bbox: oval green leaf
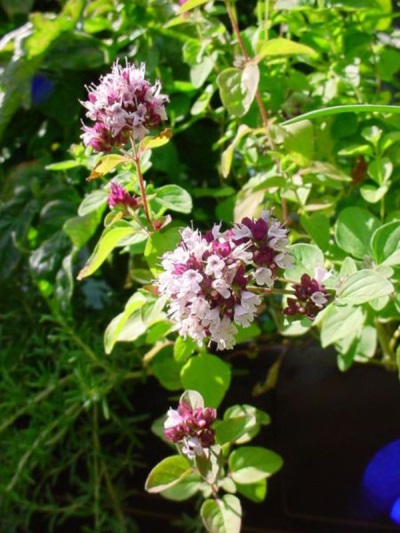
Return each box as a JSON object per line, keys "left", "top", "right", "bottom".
{"left": 228, "top": 446, "right": 283, "bottom": 484}
{"left": 181, "top": 354, "right": 231, "bottom": 408}
{"left": 145, "top": 455, "right": 192, "bottom": 493}
{"left": 338, "top": 270, "right": 394, "bottom": 304}
{"left": 201, "top": 495, "right": 242, "bottom": 533}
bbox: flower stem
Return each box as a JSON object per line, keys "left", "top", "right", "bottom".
{"left": 130, "top": 139, "right": 152, "bottom": 226}
{"left": 225, "top": 1, "right": 271, "bottom": 139}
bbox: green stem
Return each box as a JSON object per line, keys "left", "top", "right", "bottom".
{"left": 224, "top": 1, "right": 271, "bottom": 138}
{"left": 375, "top": 320, "right": 397, "bottom": 370}
{"left": 93, "top": 402, "right": 101, "bottom": 531}
{"left": 131, "top": 139, "right": 152, "bottom": 226}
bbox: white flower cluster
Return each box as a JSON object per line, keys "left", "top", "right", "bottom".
{"left": 157, "top": 211, "right": 291, "bottom": 350}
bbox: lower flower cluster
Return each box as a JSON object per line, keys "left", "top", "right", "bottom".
{"left": 284, "top": 267, "right": 330, "bottom": 320}
{"left": 157, "top": 211, "right": 292, "bottom": 350}
{"left": 164, "top": 401, "right": 216, "bottom": 459}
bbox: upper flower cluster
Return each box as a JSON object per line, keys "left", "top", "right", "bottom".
{"left": 284, "top": 266, "right": 330, "bottom": 320}
{"left": 164, "top": 401, "right": 216, "bottom": 459}
{"left": 81, "top": 60, "right": 168, "bottom": 152}
{"left": 157, "top": 211, "right": 291, "bottom": 350}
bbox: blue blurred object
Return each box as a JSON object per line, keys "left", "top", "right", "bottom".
{"left": 31, "top": 73, "right": 54, "bottom": 105}
{"left": 362, "top": 439, "right": 400, "bottom": 524}
{"left": 390, "top": 496, "right": 400, "bottom": 526}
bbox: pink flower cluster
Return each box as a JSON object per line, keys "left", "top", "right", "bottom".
{"left": 284, "top": 267, "right": 330, "bottom": 320}
{"left": 108, "top": 182, "right": 140, "bottom": 211}
{"left": 81, "top": 60, "right": 168, "bottom": 152}
{"left": 157, "top": 211, "right": 292, "bottom": 350}
{"left": 164, "top": 401, "right": 216, "bottom": 459}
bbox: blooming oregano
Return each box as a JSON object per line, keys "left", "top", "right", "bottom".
{"left": 157, "top": 211, "right": 291, "bottom": 350}
{"left": 284, "top": 266, "right": 330, "bottom": 320}
{"left": 164, "top": 399, "right": 217, "bottom": 459}
{"left": 80, "top": 60, "right": 168, "bottom": 152}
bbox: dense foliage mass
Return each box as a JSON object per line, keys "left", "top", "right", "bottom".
{"left": 1, "top": 0, "right": 399, "bottom": 531}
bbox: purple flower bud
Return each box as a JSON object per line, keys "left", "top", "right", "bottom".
{"left": 284, "top": 268, "right": 330, "bottom": 320}
{"left": 163, "top": 399, "right": 216, "bottom": 458}
{"left": 108, "top": 183, "right": 140, "bottom": 211}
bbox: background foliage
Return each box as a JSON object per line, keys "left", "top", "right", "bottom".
{"left": 1, "top": 0, "right": 399, "bottom": 531}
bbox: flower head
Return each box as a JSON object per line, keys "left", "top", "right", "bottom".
{"left": 157, "top": 211, "right": 291, "bottom": 350}
{"left": 81, "top": 60, "right": 168, "bottom": 152}
{"left": 164, "top": 401, "right": 217, "bottom": 459}
{"left": 284, "top": 267, "right": 330, "bottom": 320}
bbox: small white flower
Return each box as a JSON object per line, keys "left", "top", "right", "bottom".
{"left": 254, "top": 267, "right": 273, "bottom": 287}
{"left": 181, "top": 436, "right": 204, "bottom": 459}
{"left": 164, "top": 408, "right": 183, "bottom": 429}
{"left": 310, "top": 291, "right": 328, "bottom": 308}
{"left": 205, "top": 255, "right": 225, "bottom": 277}
{"left": 314, "top": 266, "right": 330, "bottom": 286}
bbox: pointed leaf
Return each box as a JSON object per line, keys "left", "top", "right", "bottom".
{"left": 87, "top": 154, "right": 127, "bottom": 181}
{"left": 141, "top": 128, "right": 173, "bottom": 151}
{"left": 77, "top": 221, "right": 136, "bottom": 279}
{"left": 257, "top": 38, "right": 317, "bottom": 61}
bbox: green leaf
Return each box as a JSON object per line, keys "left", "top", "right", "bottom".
{"left": 78, "top": 190, "right": 108, "bottom": 216}
{"left": 87, "top": 154, "right": 127, "bottom": 181}
{"left": 181, "top": 354, "right": 231, "bottom": 408}
{"left": 191, "top": 57, "right": 214, "bottom": 88}
{"left": 336, "top": 325, "right": 377, "bottom": 371}
{"left": 217, "top": 68, "right": 257, "bottom": 117}
{"left": 214, "top": 416, "right": 257, "bottom": 446}
{"left": 337, "top": 270, "right": 394, "bottom": 304}
{"left": 191, "top": 84, "right": 215, "bottom": 115}
{"left": 256, "top": 38, "right": 316, "bottom": 60}
{"left": 300, "top": 213, "right": 331, "bottom": 251}
{"left": 154, "top": 185, "right": 193, "bottom": 214}
{"left": 235, "top": 479, "right": 267, "bottom": 503}
{"left": 141, "top": 128, "right": 173, "bottom": 151}
{"left": 104, "top": 291, "right": 147, "bottom": 353}
{"left": 221, "top": 125, "right": 252, "bottom": 178}
{"left": 283, "top": 119, "right": 314, "bottom": 164}
{"left": 281, "top": 105, "right": 400, "bottom": 127}
{"left": 160, "top": 472, "right": 201, "bottom": 501}
{"left": 63, "top": 210, "right": 102, "bottom": 249}
{"left": 320, "top": 304, "right": 365, "bottom": 347}
{"left": 145, "top": 455, "right": 192, "bottom": 493}
{"left": 223, "top": 404, "right": 270, "bottom": 444}
{"left": 284, "top": 243, "right": 325, "bottom": 282}
{"left": 144, "top": 226, "right": 181, "bottom": 275}
{"left": 180, "top": 390, "right": 205, "bottom": 410}
{"left": 174, "top": 336, "right": 197, "bottom": 364}
{"left": 201, "top": 495, "right": 242, "bottom": 533}
{"left": 368, "top": 158, "right": 393, "bottom": 184}
{"left": 77, "top": 221, "right": 137, "bottom": 280}
{"left": 234, "top": 323, "right": 262, "bottom": 344}
{"left": 360, "top": 184, "right": 388, "bottom": 203}
{"left": 335, "top": 207, "right": 380, "bottom": 259}
{"left": 228, "top": 446, "right": 283, "bottom": 484}
{"left": 152, "top": 346, "right": 183, "bottom": 391}
{"left": 45, "top": 160, "right": 82, "bottom": 170}
{"left": 179, "top": 0, "right": 209, "bottom": 13}
{"left": 371, "top": 221, "right": 400, "bottom": 266}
